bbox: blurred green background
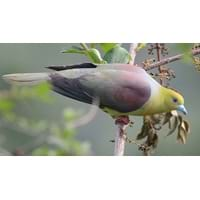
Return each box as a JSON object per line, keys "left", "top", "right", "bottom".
{"left": 0, "top": 43, "right": 199, "bottom": 156}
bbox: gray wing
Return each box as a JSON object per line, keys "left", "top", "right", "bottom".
{"left": 49, "top": 68, "right": 151, "bottom": 113}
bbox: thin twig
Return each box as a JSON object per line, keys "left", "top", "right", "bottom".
{"left": 129, "top": 43, "right": 139, "bottom": 65}
{"left": 70, "top": 98, "right": 99, "bottom": 129}
{"left": 114, "top": 43, "right": 138, "bottom": 156}
{"left": 155, "top": 43, "right": 163, "bottom": 84}
{"left": 114, "top": 123, "right": 129, "bottom": 156}
{"left": 143, "top": 48, "right": 200, "bottom": 70}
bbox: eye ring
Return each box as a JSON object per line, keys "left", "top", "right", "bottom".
{"left": 172, "top": 98, "right": 178, "bottom": 103}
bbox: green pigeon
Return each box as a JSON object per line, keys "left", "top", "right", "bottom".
{"left": 2, "top": 63, "right": 187, "bottom": 117}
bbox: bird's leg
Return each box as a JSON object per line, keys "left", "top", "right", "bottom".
{"left": 114, "top": 115, "right": 130, "bottom": 156}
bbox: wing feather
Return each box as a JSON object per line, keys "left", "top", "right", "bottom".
{"left": 49, "top": 67, "right": 151, "bottom": 113}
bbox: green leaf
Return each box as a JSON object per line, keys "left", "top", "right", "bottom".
{"left": 86, "top": 48, "right": 104, "bottom": 64}
{"left": 103, "top": 45, "right": 131, "bottom": 63}
{"left": 176, "top": 43, "right": 193, "bottom": 52}
{"left": 17, "top": 83, "right": 52, "bottom": 102}
{"left": 0, "top": 99, "right": 14, "bottom": 112}
{"left": 90, "top": 43, "right": 96, "bottom": 48}
{"left": 62, "top": 45, "right": 105, "bottom": 64}
{"left": 176, "top": 43, "right": 193, "bottom": 63}
{"left": 33, "top": 82, "right": 51, "bottom": 96}
{"left": 71, "top": 46, "right": 84, "bottom": 50}
{"left": 62, "top": 48, "right": 85, "bottom": 54}
{"left": 63, "top": 108, "right": 78, "bottom": 121}
{"left": 32, "top": 146, "right": 51, "bottom": 156}
{"left": 100, "top": 43, "right": 119, "bottom": 53}
{"left": 136, "top": 43, "right": 146, "bottom": 51}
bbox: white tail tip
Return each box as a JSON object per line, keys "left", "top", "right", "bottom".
{"left": 2, "top": 73, "right": 50, "bottom": 85}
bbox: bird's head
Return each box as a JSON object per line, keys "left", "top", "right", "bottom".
{"left": 163, "top": 87, "right": 187, "bottom": 115}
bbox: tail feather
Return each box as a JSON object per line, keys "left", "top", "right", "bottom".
{"left": 2, "top": 73, "right": 50, "bottom": 85}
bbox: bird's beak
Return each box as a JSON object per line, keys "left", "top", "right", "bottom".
{"left": 177, "top": 105, "right": 188, "bottom": 115}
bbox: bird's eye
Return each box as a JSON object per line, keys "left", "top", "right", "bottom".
{"left": 172, "top": 98, "right": 178, "bottom": 103}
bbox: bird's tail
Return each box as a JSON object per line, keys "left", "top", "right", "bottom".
{"left": 2, "top": 73, "right": 50, "bottom": 85}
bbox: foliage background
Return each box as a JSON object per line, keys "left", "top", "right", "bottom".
{"left": 0, "top": 43, "right": 199, "bottom": 155}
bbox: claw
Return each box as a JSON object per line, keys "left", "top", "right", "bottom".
{"left": 115, "top": 116, "right": 130, "bottom": 125}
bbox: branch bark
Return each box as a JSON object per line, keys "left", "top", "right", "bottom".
{"left": 114, "top": 43, "right": 139, "bottom": 156}
{"left": 143, "top": 48, "right": 200, "bottom": 71}
{"left": 114, "top": 122, "right": 129, "bottom": 156}
{"left": 129, "top": 43, "right": 139, "bottom": 64}
{"left": 155, "top": 43, "right": 163, "bottom": 84}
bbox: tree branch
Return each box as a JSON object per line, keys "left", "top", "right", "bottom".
{"left": 155, "top": 43, "right": 163, "bottom": 84}
{"left": 129, "top": 43, "right": 139, "bottom": 64}
{"left": 114, "top": 44, "right": 138, "bottom": 156}
{"left": 70, "top": 98, "right": 99, "bottom": 129}
{"left": 114, "top": 121, "right": 129, "bottom": 156}
{"left": 143, "top": 48, "right": 200, "bottom": 71}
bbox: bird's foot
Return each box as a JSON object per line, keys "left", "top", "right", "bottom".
{"left": 115, "top": 115, "right": 134, "bottom": 127}
{"left": 115, "top": 115, "right": 130, "bottom": 125}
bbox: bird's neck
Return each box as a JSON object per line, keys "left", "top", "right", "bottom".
{"left": 137, "top": 85, "right": 167, "bottom": 115}
{"left": 149, "top": 86, "right": 169, "bottom": 114}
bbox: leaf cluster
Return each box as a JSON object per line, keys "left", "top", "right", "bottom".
{"left": 62, "top": 43, "right": 132, "bottom": 64}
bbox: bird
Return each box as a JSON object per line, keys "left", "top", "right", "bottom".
{"left": 2, "top": 63, "right": 187, "bottom": 120}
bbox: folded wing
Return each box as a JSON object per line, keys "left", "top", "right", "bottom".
{"left": 50, "top": 68, "right": 151, "bottom": 113}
